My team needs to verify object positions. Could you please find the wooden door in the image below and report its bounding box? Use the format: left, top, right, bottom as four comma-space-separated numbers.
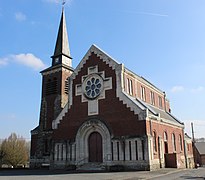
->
88, 132, 102, 162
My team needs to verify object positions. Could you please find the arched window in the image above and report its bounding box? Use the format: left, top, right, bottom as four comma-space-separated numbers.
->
164, 132, 168, 142
164, 131, 168, 154
179, 134, 183, 151
153, 131, 157, 152
172, 133, 176, 152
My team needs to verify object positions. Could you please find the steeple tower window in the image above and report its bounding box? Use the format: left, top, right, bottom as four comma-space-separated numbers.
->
46, 78, 58, 95
65, 79, 69, 94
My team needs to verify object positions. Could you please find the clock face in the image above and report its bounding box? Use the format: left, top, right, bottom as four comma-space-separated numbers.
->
83, 74, 103, 99
55, 57, 59, 64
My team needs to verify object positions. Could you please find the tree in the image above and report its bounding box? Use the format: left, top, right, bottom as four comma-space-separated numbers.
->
1, 133, 29, 168
0, 142, 5, 168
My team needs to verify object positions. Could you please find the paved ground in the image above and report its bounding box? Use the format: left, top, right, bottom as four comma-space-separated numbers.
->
0, 168, 204, 180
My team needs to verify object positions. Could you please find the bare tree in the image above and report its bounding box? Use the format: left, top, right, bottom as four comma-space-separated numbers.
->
1, 133, 29, 168
0, 143, 5, 168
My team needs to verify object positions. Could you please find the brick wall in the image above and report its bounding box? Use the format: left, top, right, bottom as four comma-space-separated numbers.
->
53, 52, 147, 140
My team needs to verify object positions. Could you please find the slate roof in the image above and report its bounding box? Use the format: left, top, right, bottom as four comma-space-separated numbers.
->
146, 103, 184, 125
124, 91, 183, 126
52, 9, 71, 58
195, 142, 205, 155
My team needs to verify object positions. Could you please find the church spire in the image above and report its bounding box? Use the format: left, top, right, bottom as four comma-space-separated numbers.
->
52, 8, 72, 67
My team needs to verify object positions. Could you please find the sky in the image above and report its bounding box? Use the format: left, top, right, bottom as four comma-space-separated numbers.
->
0, 0, 205, 140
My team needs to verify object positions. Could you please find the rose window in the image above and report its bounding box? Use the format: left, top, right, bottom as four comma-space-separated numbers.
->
84, 75, 103, 99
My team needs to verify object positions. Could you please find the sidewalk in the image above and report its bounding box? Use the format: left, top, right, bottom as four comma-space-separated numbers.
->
102, 168, 187, 180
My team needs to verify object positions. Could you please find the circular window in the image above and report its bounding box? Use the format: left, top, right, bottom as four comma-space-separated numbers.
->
83, 75, 103, 99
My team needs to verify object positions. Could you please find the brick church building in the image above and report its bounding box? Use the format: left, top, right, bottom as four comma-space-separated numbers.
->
30, 9, 193, 170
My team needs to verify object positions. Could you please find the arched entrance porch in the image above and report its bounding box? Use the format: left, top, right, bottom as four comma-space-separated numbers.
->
75, 119, 112, 165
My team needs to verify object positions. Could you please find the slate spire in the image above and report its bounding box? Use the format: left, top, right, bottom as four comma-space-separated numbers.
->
52, 8, 72, 67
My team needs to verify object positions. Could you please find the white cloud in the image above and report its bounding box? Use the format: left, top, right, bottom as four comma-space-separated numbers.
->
0, 58, 8, 66
15, 12, 26, 21
0, 54, 46, 71
171, 86, 185, 93
11, 53, 46, 70
191, 86, 205, 93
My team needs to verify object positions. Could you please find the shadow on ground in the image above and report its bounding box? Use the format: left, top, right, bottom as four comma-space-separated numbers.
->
180, 176, 205, 180
0, 169, 79, 176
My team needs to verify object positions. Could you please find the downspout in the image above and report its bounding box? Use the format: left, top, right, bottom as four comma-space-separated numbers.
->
183, 132, 188, 168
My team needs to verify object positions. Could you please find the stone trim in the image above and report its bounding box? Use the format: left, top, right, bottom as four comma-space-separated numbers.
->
75, 119, 112, 165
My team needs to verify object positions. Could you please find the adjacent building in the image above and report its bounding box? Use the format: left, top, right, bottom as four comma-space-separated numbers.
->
194, 142, 205, 167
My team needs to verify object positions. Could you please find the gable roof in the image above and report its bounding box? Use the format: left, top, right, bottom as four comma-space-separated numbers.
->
195, 142, 205, 155
60, 44, 183, 127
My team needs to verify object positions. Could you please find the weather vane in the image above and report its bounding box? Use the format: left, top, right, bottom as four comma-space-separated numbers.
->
62, 0, 66, 6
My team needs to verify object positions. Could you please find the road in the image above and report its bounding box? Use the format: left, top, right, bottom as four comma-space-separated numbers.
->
0, 168, 204, 180
150, 167, 205, 180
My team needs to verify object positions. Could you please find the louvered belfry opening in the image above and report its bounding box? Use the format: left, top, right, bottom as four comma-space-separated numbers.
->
46, 78, 58, 96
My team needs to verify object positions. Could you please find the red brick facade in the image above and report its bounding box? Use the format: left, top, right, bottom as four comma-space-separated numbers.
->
53, 53, 146, 141
30, 10, 194, 170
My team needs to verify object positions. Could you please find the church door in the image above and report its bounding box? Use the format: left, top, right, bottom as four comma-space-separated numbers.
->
88, 132, 103, 162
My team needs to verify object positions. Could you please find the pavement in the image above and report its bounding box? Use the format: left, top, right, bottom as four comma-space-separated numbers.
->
0, 168, 187, 180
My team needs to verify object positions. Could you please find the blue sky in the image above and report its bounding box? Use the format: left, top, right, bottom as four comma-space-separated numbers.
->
0, 0, 205, 140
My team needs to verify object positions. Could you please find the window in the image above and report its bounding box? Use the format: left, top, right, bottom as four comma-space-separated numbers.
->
117, 142, 120, 161
111, 142, 114, 161
179, 135, 183, 151
129, 141, 132, 160
70, 145, 72, 161
65, 79, 69, 94
61, 144, 64, 160
129, 79, 133, 95
158, 96, 162, 109
164, 132, 168, 154
141, 140, 145, 160
135, 140, 138, 160
150, 91, 155, 105
153, 131, 157, 152
123, 141, 126, 161
46, 78, 58, 95
127, 78, 133, 95
84, 75, 103, 99
172, 133, 176, 152
141, 86, 146, 101
164, 132, 168, 142
127, 78, 129, 93
57, 144, 60, 161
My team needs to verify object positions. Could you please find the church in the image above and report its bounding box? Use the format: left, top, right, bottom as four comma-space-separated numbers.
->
30, 9, 194, 171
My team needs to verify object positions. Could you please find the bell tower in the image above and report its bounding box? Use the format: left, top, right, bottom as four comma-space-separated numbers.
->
40, 8, 73, 130
30, 8, 73, 167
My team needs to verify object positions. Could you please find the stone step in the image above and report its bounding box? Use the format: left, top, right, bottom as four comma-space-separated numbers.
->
77, 163, 106, 171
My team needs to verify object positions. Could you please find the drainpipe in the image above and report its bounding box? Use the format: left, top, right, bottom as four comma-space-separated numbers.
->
184, 138, 188, 168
